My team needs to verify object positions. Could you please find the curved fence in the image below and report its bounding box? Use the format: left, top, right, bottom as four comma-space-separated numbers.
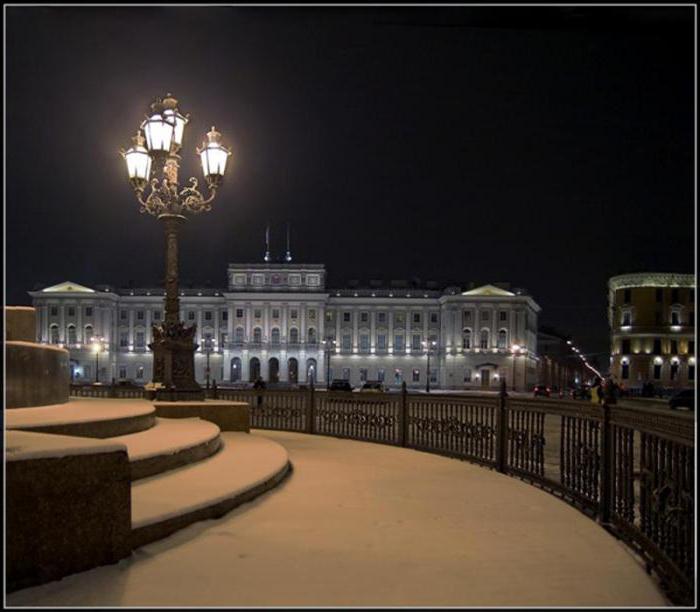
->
70, 383, 694, 604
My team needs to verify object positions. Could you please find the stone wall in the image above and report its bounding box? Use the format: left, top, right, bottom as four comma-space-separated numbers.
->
6, 306, 36, 342
6, 341, 70, 408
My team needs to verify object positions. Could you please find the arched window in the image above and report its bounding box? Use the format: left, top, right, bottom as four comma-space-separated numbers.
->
249, 357, 261, 382
480, 329, 489, 349
67, 325, 77, 346
306, 358, 317, 384
289, 328, 299, 344
234, 326, 245, 344
288, 358, 298, 384
269, 358, 280, 383
462, 328, 471, 349
271, 328, 281, 345
308, 328, 317, 344
253, 327, 262, 343
230, 357, 241, 382
50, 324, 60, 344
84, 325, 93, 344
497, 329, 507, 349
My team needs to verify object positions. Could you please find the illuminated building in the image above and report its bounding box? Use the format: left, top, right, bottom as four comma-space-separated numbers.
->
29, 264, 540, 390
608, 273, 695, 391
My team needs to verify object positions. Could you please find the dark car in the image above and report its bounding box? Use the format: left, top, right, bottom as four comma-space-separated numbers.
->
571, 385, 591, 400
329, 379, 353, 392
669, 389, 695, 411
533, 384, 551, 398
360, 381, 386, 393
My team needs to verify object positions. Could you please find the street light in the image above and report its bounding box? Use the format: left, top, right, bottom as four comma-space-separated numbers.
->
511, 344, 521, 392
90, 336, 106, 384
423, 339, 437, 392
121, 94, 232, 401
203, 336, 214, 390
322, 336, 336, 389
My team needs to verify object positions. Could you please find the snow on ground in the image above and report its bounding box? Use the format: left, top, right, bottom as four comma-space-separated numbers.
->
111, 418, 219, 462
7, 430, 667, 607
5, 430, 126, 461
5, 398, 154, 429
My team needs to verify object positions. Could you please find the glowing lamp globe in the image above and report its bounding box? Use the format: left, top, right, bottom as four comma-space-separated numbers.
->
141, 99, 174, 153
162, 93, 189, 149
121, 132, 152, 190
198, 126, 231, 187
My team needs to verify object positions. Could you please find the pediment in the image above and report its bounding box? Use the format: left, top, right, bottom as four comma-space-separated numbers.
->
42, 281, 95, 293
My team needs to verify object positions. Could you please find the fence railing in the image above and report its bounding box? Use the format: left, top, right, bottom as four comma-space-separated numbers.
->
69, 382, 695, 604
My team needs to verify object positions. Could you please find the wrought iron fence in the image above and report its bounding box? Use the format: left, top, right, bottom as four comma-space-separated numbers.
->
70, 382, 694, 604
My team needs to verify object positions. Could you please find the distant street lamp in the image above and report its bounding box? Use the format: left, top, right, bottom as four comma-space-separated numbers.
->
423, 339, 437, 392
90, 336, 106, 384
121, 94, 232, 401
203, 336, 214, 390
511, 344, 521, 392
322, 336, 336, 389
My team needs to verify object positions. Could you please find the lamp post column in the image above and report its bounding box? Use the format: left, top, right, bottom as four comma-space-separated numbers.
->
426, 347, 431, 393
95, 349, 99, 384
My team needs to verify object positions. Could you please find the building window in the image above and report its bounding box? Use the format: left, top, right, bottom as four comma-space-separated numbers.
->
412, 369, 420, 383
360, 312, 369, 323
689, 341, 695, 355
394, 313, 404, 326
68, 307, 75, 317
272, 309, 280, 319
671, 340, 678, 354
235, 327, 244, 343
463, 329, 471, 349
308, 309, 316, 320
136, 365, 145, 380
308, 328, 317, 344
306, 274, 320, 286
50, 306, 58, 316
481, 311, 489, 321
497, 330, 507, 349
377, 334, 386, 350
220, 332, 227, 347
656, 288, 663, 302
360, 334, 369, 352
621, 363, 630, 379
622, 311, 631, 326
271, 328, 280, 344
670, 361, 679, 380
137, 310, 144, 320
480, 330, 489, 349
430, 369, 438, 383
253, 327, 262, 343
343, 312, 351, 323
120, 331, 128, 347
342, 368, 350, 381
119, 366, 127, 380
290, 309, 298, 320
377, 369, 385, 383
67, 325, 77, 345
464, 368, 472, 383
499, 311, 507, 322
652, 363, 661, 380
153, 310, 161, 321
671, 288, 679, 303
360, 368, 368, 383
325, 311, 334, 322
135, 332, 145, 348
236, 309, 244, 318
188, 311, 195, 321
204, 311, 212, 321
119, 310, 127, 321
222, 310, 228, 321
463, 311, 472, 323
653, 339, 662, 355
254, 309, 262, 319
623, 289, 632, 304
621, 339, 631, 354
289, 328, 299, 344
342, 334, 351, 350
394, 369, 403, 384
671, 311, 680, 325
412, 313, 421, 324
394, 334, 404, 351
377, 312, 386, 324
412, 334, 421, 350
85, 306, 93, 317
430, 312, 438, 324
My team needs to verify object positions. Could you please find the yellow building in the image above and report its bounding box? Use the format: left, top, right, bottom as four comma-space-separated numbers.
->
608, 273, 695, 392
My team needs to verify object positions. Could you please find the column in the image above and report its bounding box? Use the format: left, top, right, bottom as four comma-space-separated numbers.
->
352, 309, 358, 350
388, 309, 394, 351
245, 303, 252, 341
146, 308, 152, 345
59, 304, 66, 342
77, 303, 83, 344
300, 306, 306, 343
282, 304, 288, 342
491, 307, 497, 349
406, 308, 411, 353
128, 309, 134, 345
197, 309, 203, 346
370, 310, 376, 350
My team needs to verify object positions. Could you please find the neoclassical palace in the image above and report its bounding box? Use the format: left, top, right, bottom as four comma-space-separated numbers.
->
29, 263, 541, 390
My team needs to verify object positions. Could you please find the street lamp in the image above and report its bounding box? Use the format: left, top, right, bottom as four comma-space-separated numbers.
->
90, 336, 106, 384
121, 94, 232, 401
322, 336, 336, 389
511, 344, 521, 392
203, 336, 214, 390
423, 339, 437, 392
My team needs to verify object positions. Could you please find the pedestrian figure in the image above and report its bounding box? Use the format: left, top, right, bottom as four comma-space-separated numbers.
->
604, 377, 618, 405
253, 376, 266, 406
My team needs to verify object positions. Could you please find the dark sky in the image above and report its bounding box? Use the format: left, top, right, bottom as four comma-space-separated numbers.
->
5, 6, 695, 366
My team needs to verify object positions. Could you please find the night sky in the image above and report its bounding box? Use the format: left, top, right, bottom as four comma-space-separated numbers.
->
5, 6, 695, 367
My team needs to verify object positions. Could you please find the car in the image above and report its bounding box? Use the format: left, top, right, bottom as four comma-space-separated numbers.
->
571, 385, 591, 400
669, 389, 695, 411
360, 381, 385, 393
329, 379, 353, 392
533, 384, 551, 398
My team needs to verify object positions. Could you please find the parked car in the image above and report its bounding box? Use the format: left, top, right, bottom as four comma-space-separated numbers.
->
533, 384, 551, 398
329, 379, 353, 392
360, 381, 385, 393
571, 385, 591, 400
669, 389, 695, 411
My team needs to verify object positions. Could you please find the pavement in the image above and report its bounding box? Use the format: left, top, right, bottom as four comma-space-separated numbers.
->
8, 430, 668, 607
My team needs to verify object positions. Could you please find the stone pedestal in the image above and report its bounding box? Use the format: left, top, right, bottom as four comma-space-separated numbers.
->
153, 400, 250, 432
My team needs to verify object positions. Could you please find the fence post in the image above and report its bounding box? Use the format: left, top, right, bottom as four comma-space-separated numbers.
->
496, 378, 508, 473
599, 400, 612, 525
109, 378, 117, 399
307, 380, 316, 434
399, 381, 408, 447
211, 379, 218, 400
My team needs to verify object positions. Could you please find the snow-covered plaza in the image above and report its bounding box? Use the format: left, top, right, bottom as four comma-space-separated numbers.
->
8, 428, 667, 607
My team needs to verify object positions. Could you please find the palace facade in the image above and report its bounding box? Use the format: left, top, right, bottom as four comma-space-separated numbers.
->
608, 272, 695, 391
29, 263, 541, 390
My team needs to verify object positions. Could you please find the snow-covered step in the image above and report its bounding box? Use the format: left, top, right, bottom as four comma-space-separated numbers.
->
5, 398, 156, 438
130, 432, 290, 548
110, 418, 222, 481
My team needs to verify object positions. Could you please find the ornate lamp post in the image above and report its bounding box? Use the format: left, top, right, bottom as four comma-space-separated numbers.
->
121, 94, 231, 401
423, 339, 437, 392
511, 344, 520, 392
322, 336, 336, 389
203, 335, 214, 390
90, 336, 106, 384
